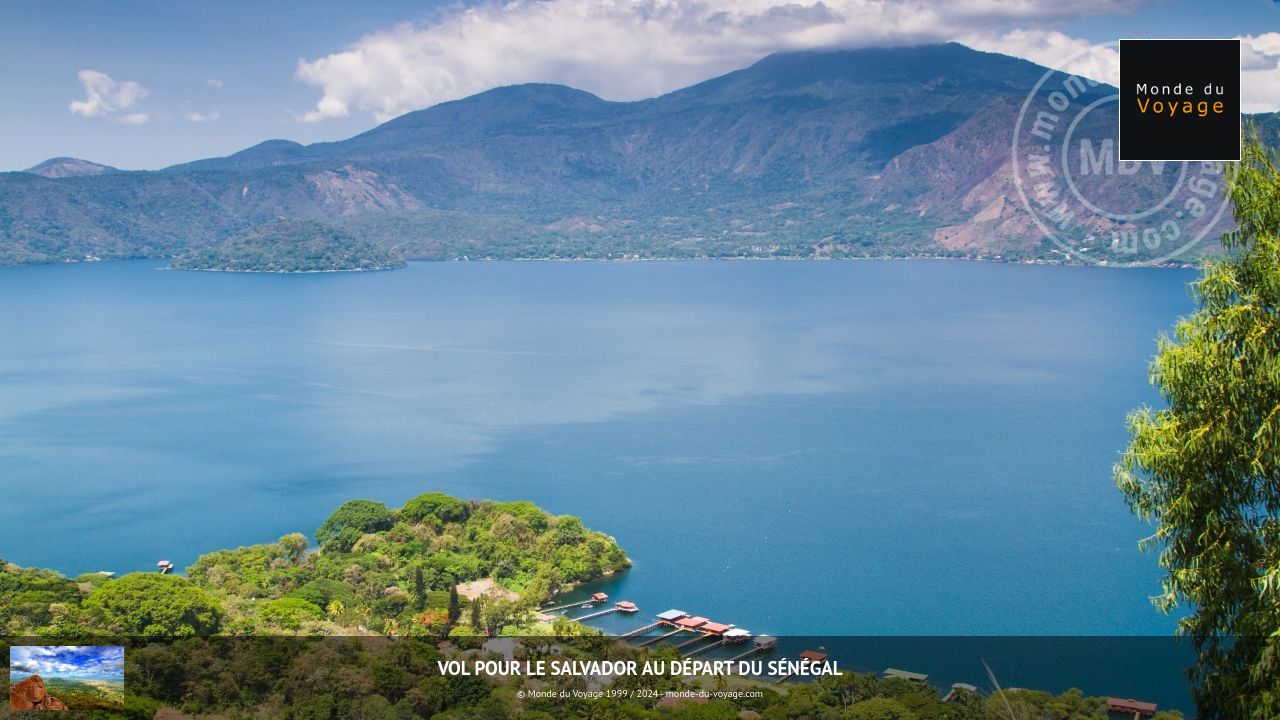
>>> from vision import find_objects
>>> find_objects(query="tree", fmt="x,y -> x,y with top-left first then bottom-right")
479,595 -> 533,636
83,574 -> 223,637
1116,134 -> 1280,720
327,599 -> 345,619
469,597 -> 481,631
447,582 -> 462,624
401,492 -> 469,525
260,597 -> 324,631
413,567 -> 426,612
278,533 -> 308,563
316,499 -> 393,553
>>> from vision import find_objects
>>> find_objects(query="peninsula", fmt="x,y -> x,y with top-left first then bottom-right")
169,218 -> 406,273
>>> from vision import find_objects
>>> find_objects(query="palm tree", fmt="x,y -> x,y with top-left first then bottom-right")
326,599 -> 345,619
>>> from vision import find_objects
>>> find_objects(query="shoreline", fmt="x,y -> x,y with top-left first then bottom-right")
1,253 -> 1201,272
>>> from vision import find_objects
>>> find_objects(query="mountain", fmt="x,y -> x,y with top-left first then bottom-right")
23,156 -> 119,179
1,44 -> 1271,267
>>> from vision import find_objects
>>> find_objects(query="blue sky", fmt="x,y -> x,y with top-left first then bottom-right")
1,0 -> 1277,171
9,646 -> 125,680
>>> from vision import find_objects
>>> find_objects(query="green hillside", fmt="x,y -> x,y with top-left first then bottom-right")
169,218 -> 406,272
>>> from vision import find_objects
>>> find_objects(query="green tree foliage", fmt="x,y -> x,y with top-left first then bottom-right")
259,596 -> 325,630
1,489 -> 634,640
414,566 -> 427,612
169,218 -> 407,273
1117,134 -> 1280,719
448,583 -> 462,624
82,573 -> 222,637
0,560 -> 84,632
316,499 -> 394,553
290,578 -> 358,610
401,492 -> 470,525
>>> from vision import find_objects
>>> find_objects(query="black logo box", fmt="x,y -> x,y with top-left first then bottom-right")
1119,39 -> 1241,162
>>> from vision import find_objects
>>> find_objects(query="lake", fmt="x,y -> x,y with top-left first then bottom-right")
0,259 -> 1192,640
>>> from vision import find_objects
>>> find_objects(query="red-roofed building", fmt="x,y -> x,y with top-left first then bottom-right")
615,601 -> 637,612
590,592 -> 609,603
798,650 -> 829,663
700,621 -> 732,635
1107,698 -> 1157,718
675,616 -> 708,630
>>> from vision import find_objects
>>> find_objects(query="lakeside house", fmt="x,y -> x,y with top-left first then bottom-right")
753,636 -> 778,651
1107,698 -> 1158,718
798,650 -> 829,663
657,609 -> 688,622
590,592 -> 609,603
883,668 -> 929,683
700,621 -> 732,635
943,683 -> 980,702
675,616 -> 709,630
723,628 -> 752,643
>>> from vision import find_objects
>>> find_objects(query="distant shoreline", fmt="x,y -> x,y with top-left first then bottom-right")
161,265 -> 404,274
0,254 -> 1199,272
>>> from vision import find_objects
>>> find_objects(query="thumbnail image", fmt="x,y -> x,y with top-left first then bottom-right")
9,646 -> 124,711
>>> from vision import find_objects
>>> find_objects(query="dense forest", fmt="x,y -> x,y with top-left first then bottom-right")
1,492 -> 628,639
169,219 -> 406,273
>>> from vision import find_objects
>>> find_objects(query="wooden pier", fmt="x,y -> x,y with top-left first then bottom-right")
727,646 -> 763,662
570,601 -> 639,623
676,633 -> 713,651
542,599 -> 600,613
636,628 -> 685,647
573,606 -> 621,622
684,639 -> 725,658
618,622 -> 661,639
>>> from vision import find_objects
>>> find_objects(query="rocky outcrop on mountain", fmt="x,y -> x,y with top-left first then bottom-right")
9,675 -> 69,710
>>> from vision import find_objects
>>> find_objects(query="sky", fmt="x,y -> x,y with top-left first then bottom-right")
0,0 -> 1278,171
9,645 -> 125,680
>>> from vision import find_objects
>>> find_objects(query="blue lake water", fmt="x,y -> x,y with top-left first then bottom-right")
0,259 -> 1192,642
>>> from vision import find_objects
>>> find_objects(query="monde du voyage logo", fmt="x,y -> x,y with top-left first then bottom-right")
1120,39 -> 1241,162
1012,39 -> 1241,265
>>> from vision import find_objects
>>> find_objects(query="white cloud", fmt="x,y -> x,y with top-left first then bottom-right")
9,646 -> 124,679
1240,33 -> 1280,114
962,29 -> 1119,85
294,0 -> 1144,123
69,70 -> 150,123
185,110 -> 221,122
206,78 -> 224,89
